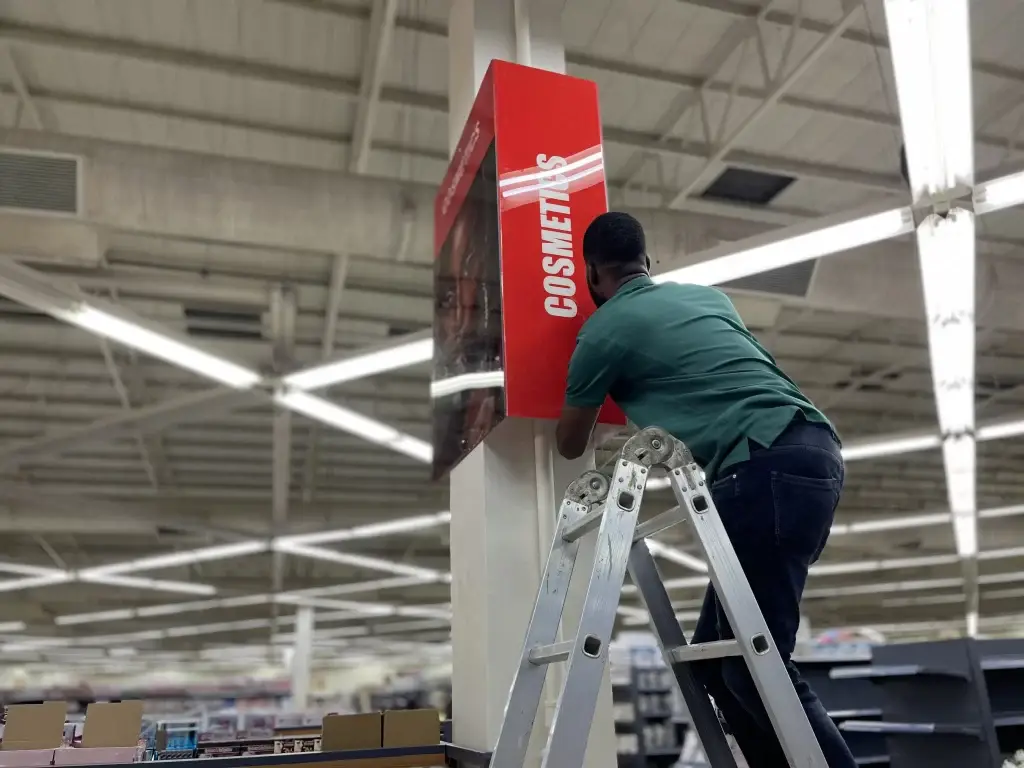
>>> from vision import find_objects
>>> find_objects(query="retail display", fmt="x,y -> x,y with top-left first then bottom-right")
487,427 -> 827,768
830,638 -> 1024,767
611,645 -> 691,766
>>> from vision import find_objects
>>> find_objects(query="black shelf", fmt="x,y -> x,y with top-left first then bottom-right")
829,664 -> 968,681
828,639 -> 1001,768
978,639 -> 1024,758
794,653 -> 886,764
840,721 -> 981,737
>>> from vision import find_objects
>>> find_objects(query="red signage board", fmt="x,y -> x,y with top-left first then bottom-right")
432,60 -> 623,479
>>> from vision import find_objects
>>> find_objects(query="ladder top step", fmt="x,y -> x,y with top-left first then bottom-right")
528,640 -> 574,666
668,639 -> 742,664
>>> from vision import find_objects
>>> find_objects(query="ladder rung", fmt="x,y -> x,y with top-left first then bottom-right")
669,640 -> 742,664
529,640 -> 575,665
633,506 -> 685,541
561,509 -> 604,543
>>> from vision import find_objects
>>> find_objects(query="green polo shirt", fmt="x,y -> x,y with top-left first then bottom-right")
565,276 -> 834,482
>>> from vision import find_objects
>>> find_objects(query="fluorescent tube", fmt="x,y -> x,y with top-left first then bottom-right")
82,541 -> 268,576
917,210 -> 976,436
278,511 -> 451,547
273,541 -> 445,581
79,573 -> 217,596
60,305 -> 262,389
275,389 -> 432,463
645,540 -> 708,573
654,207 -> 912,286
284,336 -> 433,391
916,209 -> 977,556
0,573 -> 72,593
883,0 -> 974,201
975,169 -> 1024,215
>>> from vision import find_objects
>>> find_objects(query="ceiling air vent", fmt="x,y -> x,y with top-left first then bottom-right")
720,260 -> 817,298
701,166 -> 795,206
0,150 -> 80,215
184,305 -> 264,341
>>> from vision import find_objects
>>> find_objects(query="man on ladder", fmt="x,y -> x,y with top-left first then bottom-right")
554,212 -> 857,768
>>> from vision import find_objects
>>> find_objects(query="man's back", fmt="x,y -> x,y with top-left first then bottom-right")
566,276 -> 832,480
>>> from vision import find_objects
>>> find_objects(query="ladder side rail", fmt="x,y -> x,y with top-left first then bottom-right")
489,498 -> 589,768
627,537 -> 739,768
540,460 -> 649,768
668,466 -> 829,768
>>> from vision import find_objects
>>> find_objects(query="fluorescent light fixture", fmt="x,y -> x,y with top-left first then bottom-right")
622,609 -> 700,627
284,335 -> 433,391
0,561 -> 64,578
917,210 -> 976,436
831,511 -> 948,535
279,511 -> 451,547
944,436 -> 978,556
59,305 -> 262,389
0,621 -> 26,633
275,389 -> 432,463
883,0 -> 973,202
645,540 -> 708,573
83,541 -> 268,576
56,608 -> 136,626
811,553 -> 958,577
274,541 -> 445,581
285,575 -> 436,600
977,419 -> 1024,442
839,433 -> 942,461
654,207 -> 912,286
917,209 -> 977,556
975,169 -> 1024,215
430,370 -> 504,399
53,576 -> 432,626
78,573 -> 217,596
0,573 -> 73,593
967,610 -> 979,637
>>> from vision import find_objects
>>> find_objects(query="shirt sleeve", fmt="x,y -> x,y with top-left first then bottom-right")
564,333 -> 624,409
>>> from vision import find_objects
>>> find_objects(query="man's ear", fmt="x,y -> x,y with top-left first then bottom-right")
645,254 -> 651,271
586,263 -> 599,286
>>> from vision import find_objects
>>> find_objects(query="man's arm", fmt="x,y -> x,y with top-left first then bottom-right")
556,336 -> 623,459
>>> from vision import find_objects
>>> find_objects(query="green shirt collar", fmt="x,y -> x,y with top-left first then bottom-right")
615,274 -> 653,297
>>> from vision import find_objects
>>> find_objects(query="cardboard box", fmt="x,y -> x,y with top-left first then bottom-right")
320,713 -> 381,752
0,749 -> 55,768
80,701 -> 143,749
53,746 -> 137,765
382,709 -> 440,748
1,701 -> 67,750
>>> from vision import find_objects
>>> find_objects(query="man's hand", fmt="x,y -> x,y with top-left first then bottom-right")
555,405 -> 600,460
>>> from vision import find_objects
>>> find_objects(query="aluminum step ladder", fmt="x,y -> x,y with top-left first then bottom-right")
489,426 -> 828,768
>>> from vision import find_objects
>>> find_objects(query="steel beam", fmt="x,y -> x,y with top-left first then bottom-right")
349,0 -> 399,174
667,3 -> 860,207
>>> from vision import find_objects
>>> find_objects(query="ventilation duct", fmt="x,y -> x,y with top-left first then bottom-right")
0,150 -> 80,215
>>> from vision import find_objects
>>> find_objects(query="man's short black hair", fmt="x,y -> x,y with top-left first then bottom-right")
582,212 -> 647,270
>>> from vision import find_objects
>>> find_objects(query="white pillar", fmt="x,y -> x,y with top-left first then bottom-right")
447,2 -> 616,766
291,605 -> 315,709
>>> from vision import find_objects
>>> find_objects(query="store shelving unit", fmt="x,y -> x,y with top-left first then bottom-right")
830,639 -> 1001,767
794,652 -> 886,766
610,643 -> 694,767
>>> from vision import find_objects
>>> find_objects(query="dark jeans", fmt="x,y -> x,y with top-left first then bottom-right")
690,420 -> 856,768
